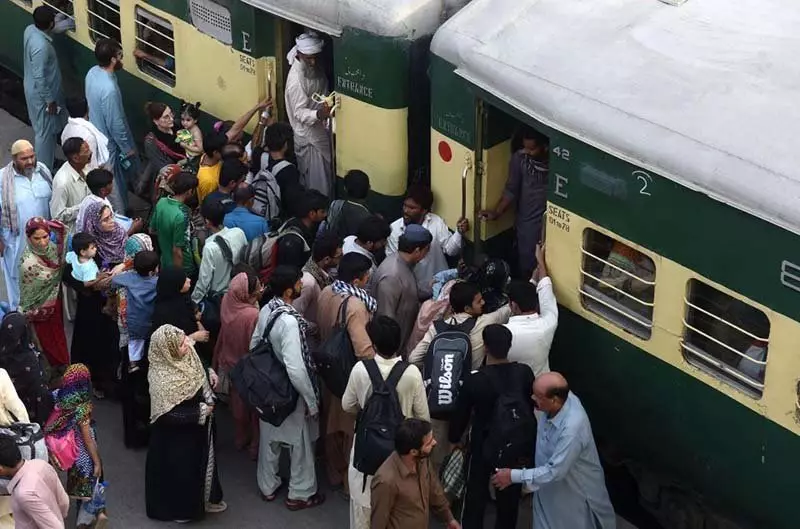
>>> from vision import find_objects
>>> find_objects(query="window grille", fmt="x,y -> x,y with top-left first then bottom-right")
189,0 -> 233,45
579,229 -> 656,340
43,0 -> 74,32
87,0 -> 121,43
681,279 -> 770,398
134,7 -> 176,87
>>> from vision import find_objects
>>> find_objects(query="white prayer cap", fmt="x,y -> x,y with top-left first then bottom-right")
287,31 -> 325,65
10,139 -> 33,156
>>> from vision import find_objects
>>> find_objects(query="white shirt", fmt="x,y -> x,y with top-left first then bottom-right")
505,277 -> 558,377
284,60 -> 328,144
49,163 -> 89,232
60,117 -> 110,171
343,235 -> 377,275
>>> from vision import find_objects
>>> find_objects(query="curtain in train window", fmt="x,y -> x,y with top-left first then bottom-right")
681,279 -> 770,398
134,6 -> 176,87
580,229 -> 656,340
43,0 -> 75,33
88,0 -> 121,43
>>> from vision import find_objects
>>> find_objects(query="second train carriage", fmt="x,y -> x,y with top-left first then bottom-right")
430,0 -> 800,527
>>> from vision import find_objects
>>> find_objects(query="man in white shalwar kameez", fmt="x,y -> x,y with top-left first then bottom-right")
285,32 -> 333,198
61,97 -> 110,172
0,141 -> 53,310
250,266 -> 325,509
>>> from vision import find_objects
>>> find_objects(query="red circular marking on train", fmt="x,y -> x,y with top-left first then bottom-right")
438,141 -> 453,162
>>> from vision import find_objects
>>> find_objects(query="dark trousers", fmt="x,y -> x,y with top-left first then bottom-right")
460,451 -> 522,529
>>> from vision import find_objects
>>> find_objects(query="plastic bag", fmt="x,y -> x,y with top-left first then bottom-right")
84,479 -> 107,515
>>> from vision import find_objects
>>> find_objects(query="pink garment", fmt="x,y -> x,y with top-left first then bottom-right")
212,273 -> 259,372
406,279 -> 457,355
8,459 -> 69,529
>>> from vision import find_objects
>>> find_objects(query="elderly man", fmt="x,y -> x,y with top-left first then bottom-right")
492,372 -> 617,529
50,137 -> 92,233
285,31 -> 333,198
23,6 -> 67,172
0,140 -> 53,309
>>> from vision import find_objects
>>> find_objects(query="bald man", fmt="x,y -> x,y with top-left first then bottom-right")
0,140 -> 53,308
492,372 -> 617,529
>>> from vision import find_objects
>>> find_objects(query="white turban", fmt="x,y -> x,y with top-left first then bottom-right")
287,32 -> 325,65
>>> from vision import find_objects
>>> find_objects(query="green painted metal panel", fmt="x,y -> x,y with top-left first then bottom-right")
333,28 -> 409,110
430,55 -> 474,148
144,0 -> 190,22
0,2 -> 30,77
229,3 -> 276,57
553,308 -> 798,529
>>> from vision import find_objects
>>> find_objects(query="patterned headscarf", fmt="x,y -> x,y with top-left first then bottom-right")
19,217 -> 63,312
124,233 -> 154,258
44,363 -> 93,437
83,200 -> 126,265
148,325 -> 207,423
118,234 -> 155,348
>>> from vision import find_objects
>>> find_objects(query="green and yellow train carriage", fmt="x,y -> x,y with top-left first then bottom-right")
431,0 -> 800,527
0,0 -> 468,217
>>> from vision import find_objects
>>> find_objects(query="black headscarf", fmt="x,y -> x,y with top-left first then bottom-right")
150,267 -> 197,336
0,312 -> 54,425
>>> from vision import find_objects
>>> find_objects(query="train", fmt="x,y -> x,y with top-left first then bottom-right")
3,0 -> 799,528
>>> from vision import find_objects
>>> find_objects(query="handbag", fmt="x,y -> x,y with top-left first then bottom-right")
200,236 -> 238,337
45,429 -> 79,471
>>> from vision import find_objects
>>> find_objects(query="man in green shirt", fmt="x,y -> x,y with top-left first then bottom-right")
150,171 -> 198,277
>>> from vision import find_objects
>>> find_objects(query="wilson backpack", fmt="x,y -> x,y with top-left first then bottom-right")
423,318 -> 475,420
230,309 -> 299,426
251,160 -> 291,222
313,296 -> 357,398
353,359 -> 409,487
482,369 -> 537,469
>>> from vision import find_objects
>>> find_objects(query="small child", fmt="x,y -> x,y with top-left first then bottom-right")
176,101 -> 204,160
66,233 -> 108,287
110,251 -> 160,373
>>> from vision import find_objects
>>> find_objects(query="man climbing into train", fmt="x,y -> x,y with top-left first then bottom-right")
285,31 -> 333,199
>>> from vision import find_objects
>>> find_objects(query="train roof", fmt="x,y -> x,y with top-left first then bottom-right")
241,0 -> 468,38
432,0 -> 800,235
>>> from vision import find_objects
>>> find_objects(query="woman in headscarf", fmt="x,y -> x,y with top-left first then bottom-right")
118,233 -> 155,448
18,217 -> 69,367
44,363 -> 107,528
0,312 -> 54,425
212,271 -> 261,459
151,267 -> 210,361
146,324 -> 225,521
80,201 -> 127,267
477,258 -> 511,314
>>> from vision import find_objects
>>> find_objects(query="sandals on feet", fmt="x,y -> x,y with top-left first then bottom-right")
285,493 -> 326,511
205,501 -> 227,514
261,482 -> 286,502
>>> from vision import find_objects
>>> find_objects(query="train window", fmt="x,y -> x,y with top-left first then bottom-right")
681,280 -> 770,398
87,0 -> 121,43
189,0 -> 233,45
580,229 -> 656,340
43,0 -> 75,32
134,7 -> 176,87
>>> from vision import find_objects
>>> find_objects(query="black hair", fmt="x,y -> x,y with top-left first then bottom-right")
268,265 -> 301,297
172,172 -> 199,196
231,262 -> 257,284
405,185 -> 434,211
62,137 -> 85,159
449,281 -> 480,314
221,143 -> 244,160
264,122 -> 294,152
546,382 -> 570,401
367,315 -> 401,359
312,232 -> 342,263
296,190 -> 329,219
180,100 -> 201,121
521,126 -> 549,147
395,418 -> 432,456
232,183 -> 255,204
65,97 -> 88,118
482,324 -> 512,360
356,216 -> 390,244
508,279 -> 540,313
94,38 -> 122,67
337,253 -> 372,284
220,158 -> 247,188
201,198 -> 226,227
71,232 -> 96,255
86,168 -> 113,195
33,6 -> 55,30
397,231 -> 432,254
203,132 -> 227,158
344,170 -> 370,200
133,250 -> 159,277
0,435 -> 22,468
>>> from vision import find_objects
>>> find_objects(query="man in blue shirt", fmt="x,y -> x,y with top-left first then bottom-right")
492,372 -> 616,529
223,182 -> 268,242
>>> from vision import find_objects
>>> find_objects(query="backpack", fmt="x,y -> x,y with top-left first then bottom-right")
353,359 -> 409,485
230,309 -> 299,426
481,369 -> 537,469
313,296 -> 357,398
251,160 -> 291,222
423,318 -> 475,420
243,221 -> 308,283
200,235 -> 242,337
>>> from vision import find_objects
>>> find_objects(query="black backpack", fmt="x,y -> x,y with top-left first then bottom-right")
482,369 -> 537,469
230,309 -> 299,426
353,359 -> 409,484
423,318 -> 475,420
313,296 -> 357,398
200,235 -> 242,338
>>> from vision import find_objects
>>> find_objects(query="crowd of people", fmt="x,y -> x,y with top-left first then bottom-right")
0,5 -> 621,529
